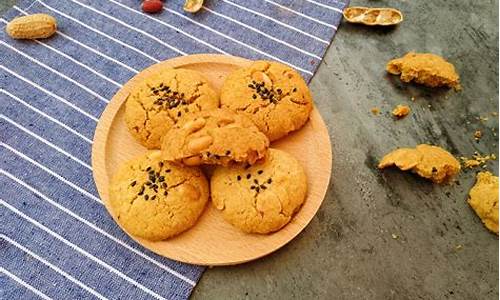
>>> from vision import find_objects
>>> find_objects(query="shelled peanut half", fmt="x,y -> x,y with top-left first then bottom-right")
343,7 -> 403,26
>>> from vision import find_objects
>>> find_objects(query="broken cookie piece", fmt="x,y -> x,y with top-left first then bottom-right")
392,104 -> 410,119
468,171 -> 498,234
378,144 -> 461,183
387,52 -> 461,90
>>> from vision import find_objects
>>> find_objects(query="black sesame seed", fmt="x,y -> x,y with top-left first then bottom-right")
253,179 -> 258,184
250,186 -> 255,190
151,195 -> 156,200
158,176 -> 165,182
164,191 -> 168,196
432,167 -> 438,173
166,169 -> 171,173
177,111 -> 182,117
257,170 -> 263,175
138,186 -> 145,195
148,170 -> 155,175
162,182 -> 168,188
246,174 -> 251,179
256,187 -> 260,192
226,150 -> 231,155
248,84 -> 254,88
261,185 -> 267,190
252,94 -> 257,99
156,172 -> 160,177
152,184 -> 158,189
267,178 -> 272,184
130,181 -> 137,187
144,195 -> 149,200
146,166 -> 152,171
145,182 -> 152,186
159,162 -> 164,168
237,175 -> 242,181
277,89 -> 282,94
293,88 -> 297,92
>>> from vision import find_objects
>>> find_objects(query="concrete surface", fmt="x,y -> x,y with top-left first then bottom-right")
1,1 -> 498,299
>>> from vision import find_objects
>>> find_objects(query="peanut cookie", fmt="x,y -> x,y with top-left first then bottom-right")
387,52 -> 461,89
220,61 -> 313,141
211,149 -> 307,234
161,108 -> 269,166
125,68 -> 218,149
109,150 -> 209,241
378,144 -> 460,183
468,171 -> 499,234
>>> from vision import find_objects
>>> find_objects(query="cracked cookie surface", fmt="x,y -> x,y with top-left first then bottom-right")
161,108 -> 269,167
378,144 -> 460,183
386,52 -> 461,89
211,148 -> 307,234
109,150 -> 209,241
125,68 -> 219,149
220,61 -> 313,142
468,171 -> 499,234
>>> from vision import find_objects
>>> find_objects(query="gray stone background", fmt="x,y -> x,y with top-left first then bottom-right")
1,1 -> 498,299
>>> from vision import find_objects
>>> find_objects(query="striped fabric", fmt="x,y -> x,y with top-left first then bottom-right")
0,0 -> 348,299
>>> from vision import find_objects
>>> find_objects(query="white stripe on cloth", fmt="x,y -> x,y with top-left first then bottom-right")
12,5 -> 140,74
305,0 -> 344,13
0,171 -> 197,286
0,65 -> 99,122
0,89 -> 93,144
221,0 -> 330,44
0,198 -> 169,300
0,267 -> 54,300
0,41 -> 110,104
0,19 -> 122,88
1,238 -> 107,300
0,115 -> 92,170
104,0 -> 228,55
36,0 -> 160,63
163,7 -> 314,75
263,0 -> 338,29
68,0 -> 188,56
201,6 -> 322,60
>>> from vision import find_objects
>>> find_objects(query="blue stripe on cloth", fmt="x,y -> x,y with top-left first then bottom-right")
0,0 -> 349,298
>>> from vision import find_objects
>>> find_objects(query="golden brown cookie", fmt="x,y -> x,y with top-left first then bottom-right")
387,52 -> 461,89
125,68 -> 219,149
468,171 -> 499,234
378,144 -> 460,183
211,149 -> 307,234
161,108 -> 269,166
109,150 -> 209,241
220,60 -> 313,141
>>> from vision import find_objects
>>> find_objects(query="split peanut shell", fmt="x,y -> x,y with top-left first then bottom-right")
343,7 -> 403,26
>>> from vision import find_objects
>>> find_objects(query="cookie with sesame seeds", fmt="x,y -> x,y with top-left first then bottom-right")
211,148 -> 307,234
161,108 -> 270,167
109,150 -> 209,241
220,60 -> 313,141
125,68 -> 219,149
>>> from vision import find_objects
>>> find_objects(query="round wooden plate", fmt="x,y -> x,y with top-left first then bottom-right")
92,54 -> 332,266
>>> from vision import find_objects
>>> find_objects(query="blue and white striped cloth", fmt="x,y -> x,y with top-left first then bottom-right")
0,0 -> 348,299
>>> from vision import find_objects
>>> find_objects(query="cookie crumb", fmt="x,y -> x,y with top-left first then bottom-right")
460,152 -> 497,169
392,105 -> 410,119
391,233 -> 399,239
371,107 -> 380,115
474,130 -> 482,141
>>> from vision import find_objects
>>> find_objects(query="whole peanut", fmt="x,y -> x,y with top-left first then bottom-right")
6,14 -> 57,39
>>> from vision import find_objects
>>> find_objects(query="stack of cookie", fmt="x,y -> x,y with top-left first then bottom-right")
110,61 -> 312,241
